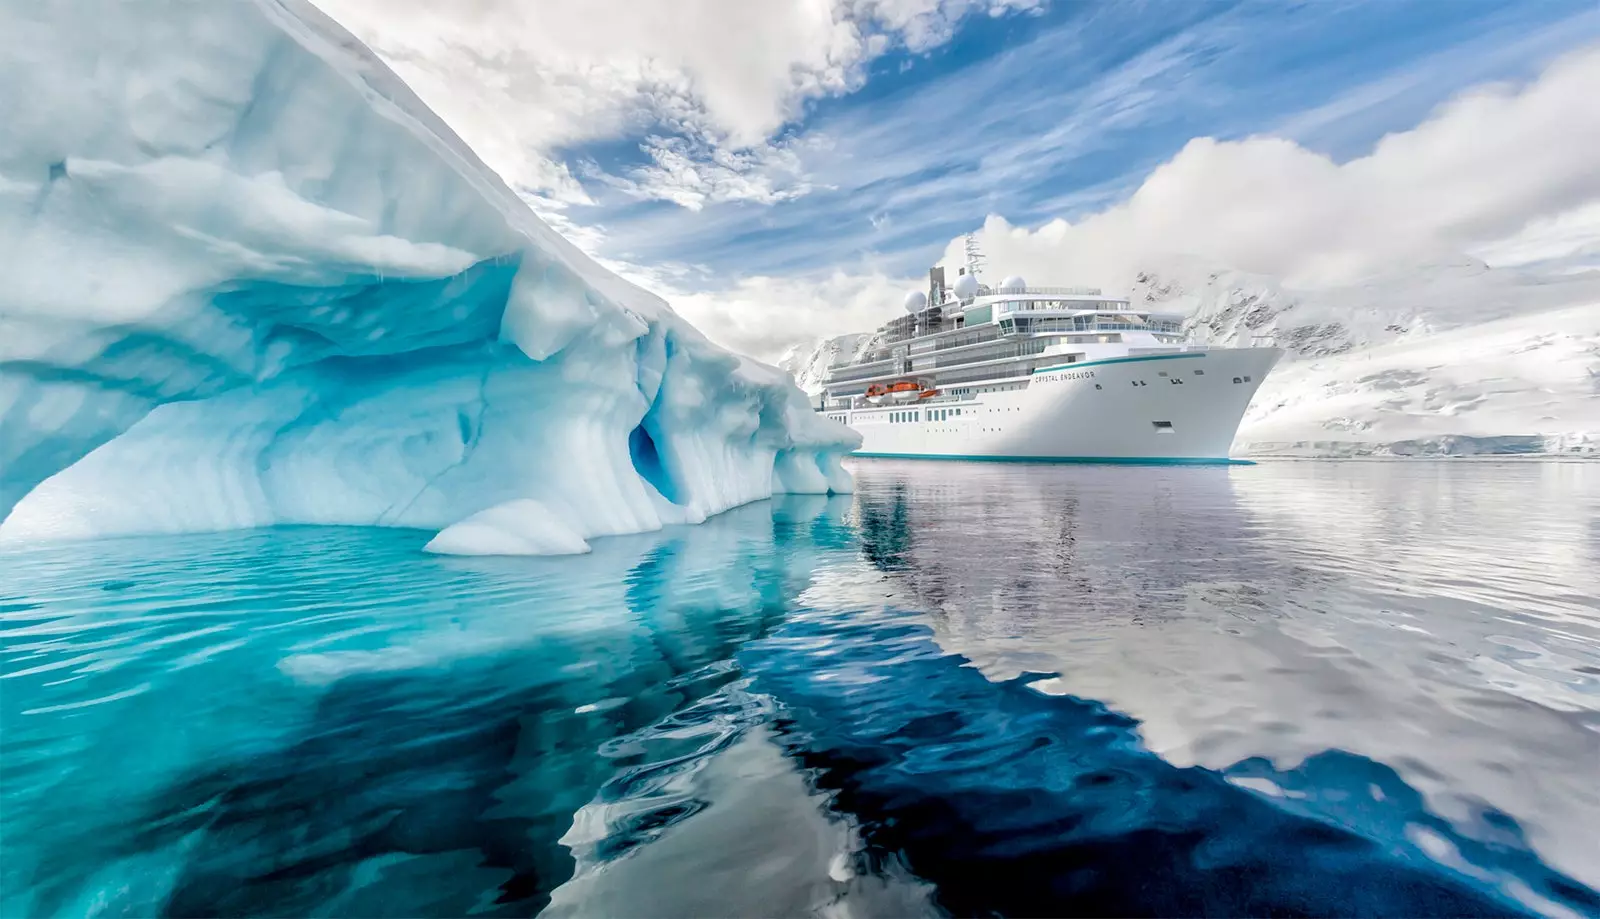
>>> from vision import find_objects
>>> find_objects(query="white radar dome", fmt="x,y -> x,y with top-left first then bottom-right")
903,289 -> 928,313
953,273 -> 980,299
999,275 -> 1026,293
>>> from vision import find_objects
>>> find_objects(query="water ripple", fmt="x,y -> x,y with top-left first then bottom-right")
1,466 -> 1596,916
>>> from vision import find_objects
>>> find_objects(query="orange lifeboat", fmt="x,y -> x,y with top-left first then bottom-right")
917,387 -> 940,400
885,380 -> 922,403
864,383 -> 888,405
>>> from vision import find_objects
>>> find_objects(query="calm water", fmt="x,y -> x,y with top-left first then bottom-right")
2,460 -> 1598,917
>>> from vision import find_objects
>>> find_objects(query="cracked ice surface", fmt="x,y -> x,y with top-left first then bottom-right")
0,0 -> 856,553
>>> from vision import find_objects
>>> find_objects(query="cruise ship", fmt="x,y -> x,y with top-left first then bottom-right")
816,260 -> 1281,463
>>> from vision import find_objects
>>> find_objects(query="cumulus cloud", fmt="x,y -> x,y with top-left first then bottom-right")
313,0 -> 1041,207
1471,200 -> 1600,272
664,272 -> 916,362
938,45 -> 1600,289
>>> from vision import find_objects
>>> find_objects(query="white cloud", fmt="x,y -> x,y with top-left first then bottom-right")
853,0 -> 1046,52
938,45 -> 1600,289
584,135 -> 820,211
1469,200 -> 1600,273
663,271 -> 918,362
313,0 -> 1040,206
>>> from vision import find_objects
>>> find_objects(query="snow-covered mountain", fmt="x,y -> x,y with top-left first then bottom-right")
778,331 -> 879,394
1134,257 -> 1600,455
780,257 -> 1600,456
1238,302 -> 1600,455
1135,255 -> 1600,358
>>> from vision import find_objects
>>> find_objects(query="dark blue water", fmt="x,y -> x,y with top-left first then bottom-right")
2,461 -> 1598,917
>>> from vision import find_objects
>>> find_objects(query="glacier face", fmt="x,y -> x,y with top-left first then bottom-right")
0,0 -> 856,551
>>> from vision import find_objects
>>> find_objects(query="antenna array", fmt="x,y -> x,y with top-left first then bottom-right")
962,232 -> 986,280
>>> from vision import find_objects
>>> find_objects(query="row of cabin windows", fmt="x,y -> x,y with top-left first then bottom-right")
889,408 -> 966,423
922,337 -> 1047,369
997,299 -> 1119,312
937,361 -> 1038,385
1000,316 -> 1181,335
941,385 -> 1025,396
925,325 -> 1002,353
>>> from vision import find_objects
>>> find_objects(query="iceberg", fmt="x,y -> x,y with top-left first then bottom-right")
0,0 -> 857,553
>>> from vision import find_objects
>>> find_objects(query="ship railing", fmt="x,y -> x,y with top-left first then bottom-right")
1019,285 -> 1104,296
828,349 -> 893,369
951,286 -> 1110,306
825,361 -> 898,383
978,285 -> 1105,297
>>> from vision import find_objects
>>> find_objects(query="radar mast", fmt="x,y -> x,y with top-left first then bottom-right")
962,232 -> 986,281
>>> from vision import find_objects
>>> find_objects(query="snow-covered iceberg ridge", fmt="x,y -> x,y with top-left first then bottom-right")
0,0 -> 857,554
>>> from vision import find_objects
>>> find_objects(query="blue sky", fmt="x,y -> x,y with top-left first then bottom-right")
327,0 -> 1600,357
548,0 -> 1600,285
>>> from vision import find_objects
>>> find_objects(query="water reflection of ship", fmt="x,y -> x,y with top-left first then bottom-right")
849,462 -> 1272,630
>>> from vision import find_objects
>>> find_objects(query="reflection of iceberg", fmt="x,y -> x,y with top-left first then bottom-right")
0,0 -> 855,552
2,497 -> 863,917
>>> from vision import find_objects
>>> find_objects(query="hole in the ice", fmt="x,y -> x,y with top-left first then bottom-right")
629,424 -> 682,505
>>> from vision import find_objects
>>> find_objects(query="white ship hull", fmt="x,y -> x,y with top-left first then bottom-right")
828,348 -> 1282,462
